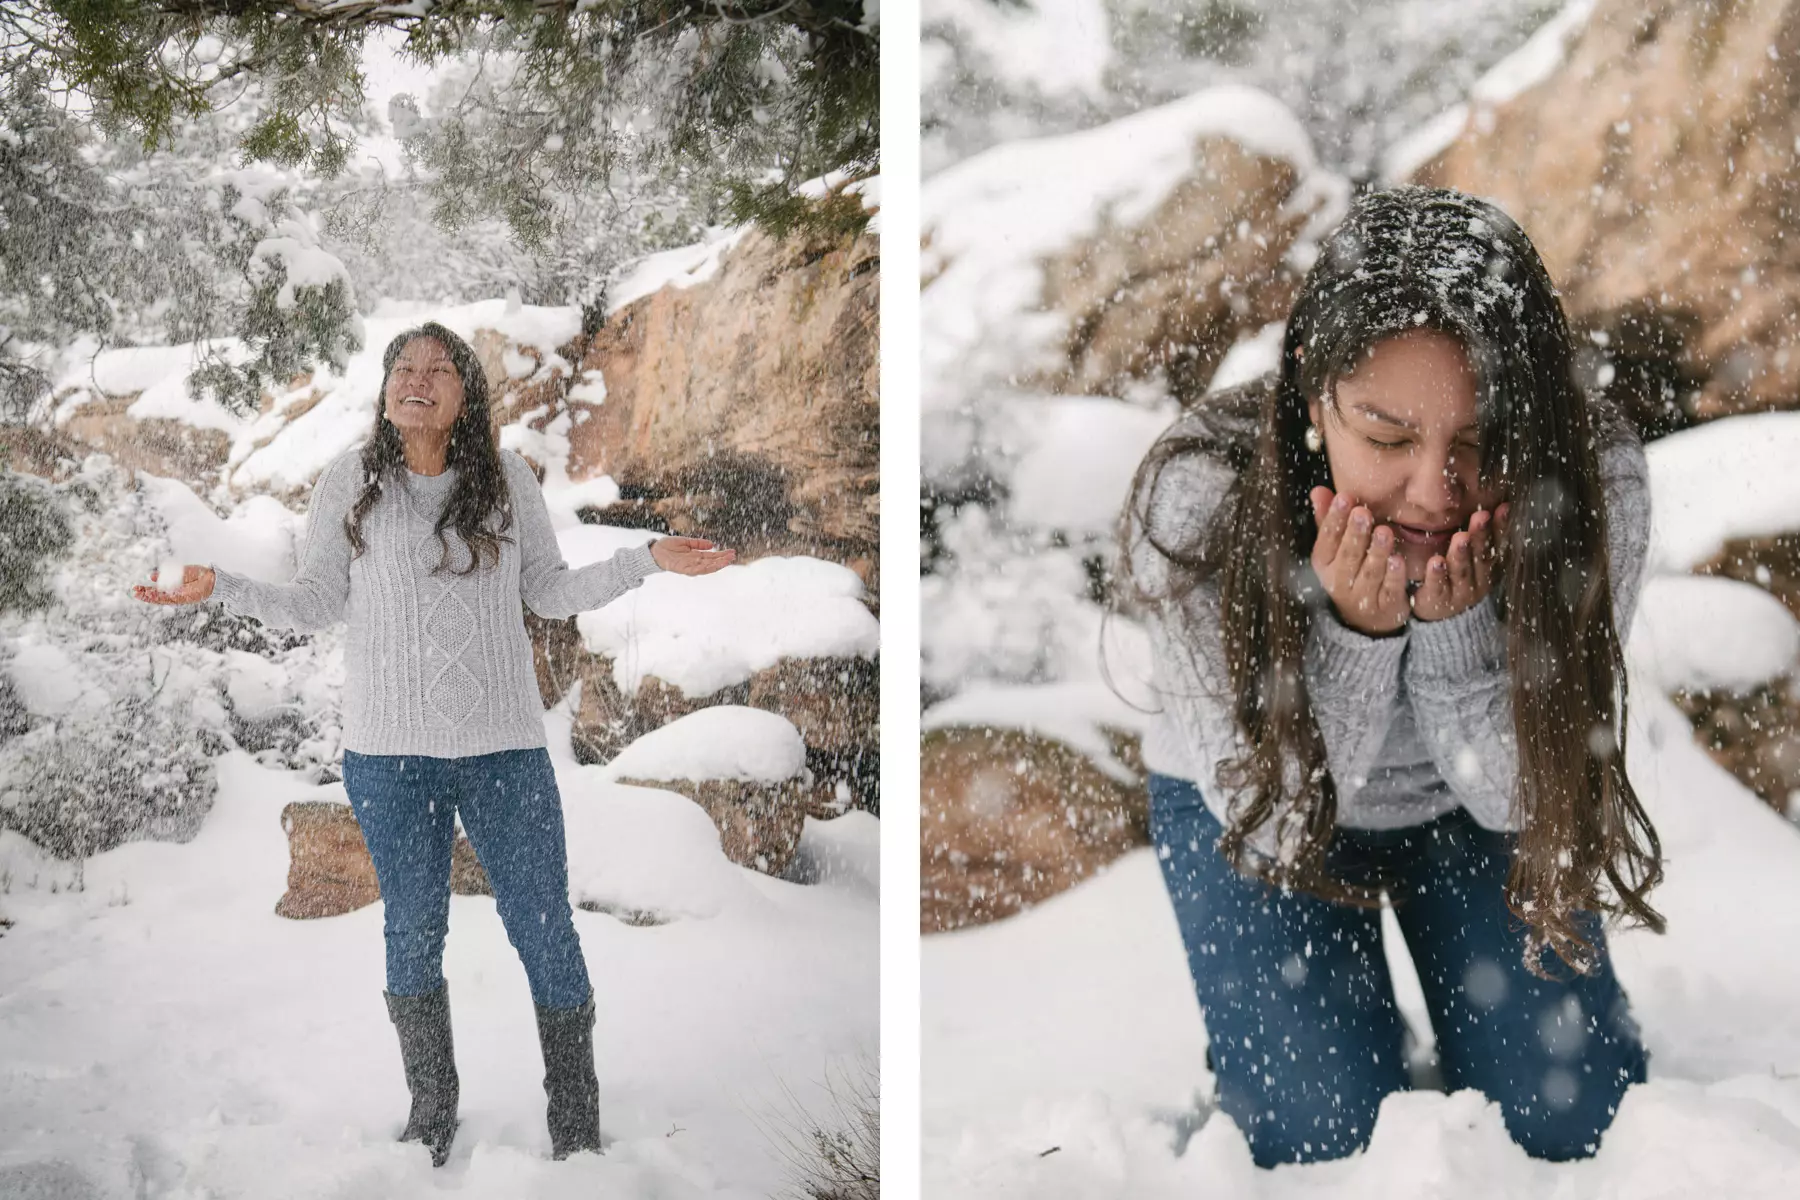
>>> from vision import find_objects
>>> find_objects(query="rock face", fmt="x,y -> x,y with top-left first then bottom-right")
920,726 -> 1149,934
1411,0 -> 1800,424
565,220 -> 881,606
274,801 -> 490,920
1036,138 -> 1310,404
613,776 -> 818,877
1671,682 -> 1800,817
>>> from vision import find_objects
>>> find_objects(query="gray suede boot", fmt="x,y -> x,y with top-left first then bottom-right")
384,985 -> 460,1167
534,989 -> 601,1159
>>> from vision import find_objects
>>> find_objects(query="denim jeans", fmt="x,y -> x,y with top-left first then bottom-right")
342,747 -> 590,1009
1148,771 -> 1647,1167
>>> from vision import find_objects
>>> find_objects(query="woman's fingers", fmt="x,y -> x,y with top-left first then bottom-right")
1337,505 -> 1373,581
1467,509 -> 1493,596
1311,491 -> 1352,571
1349,524 -> 1392,605
1375,552 -> 1408,618
1413,555 -> 1451,617
1448,531 -> 1475,608
1309,486 -> 1334,529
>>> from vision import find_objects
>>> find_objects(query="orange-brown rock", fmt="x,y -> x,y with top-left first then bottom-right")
1036,137 -> 1310,403
1411,0 -> 1800,421
614,776 -> 813,876
1696,532 -> 1800,624
921,726 -> 1149,934
564,650 -> 880,812
274,801 -> 490,920
563,200 -> 879,605
744,655 -> 879,755
525,610 -> 585,709
56,393 -> 232,483
569,659 -> 750,764
1671,681 -> 1800,816
0,425 -> 80,480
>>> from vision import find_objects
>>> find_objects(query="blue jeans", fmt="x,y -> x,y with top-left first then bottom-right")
1148,772 -> 1646,1167
342,748 -> 590,1009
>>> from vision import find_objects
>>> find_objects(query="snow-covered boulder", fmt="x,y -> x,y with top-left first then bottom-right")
1631,576 -> 1800,694
567,551 -> 881,813
603,706 -> 815,877
920,682 -> 1151,933
561,770 -> 763,922
922,85 -> 1346,488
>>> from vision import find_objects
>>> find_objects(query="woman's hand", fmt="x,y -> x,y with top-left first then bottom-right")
1310,488 -> 1408,636
648,537 -> 735,576
132,565 -> 216,605
1410,503 -> 1508,622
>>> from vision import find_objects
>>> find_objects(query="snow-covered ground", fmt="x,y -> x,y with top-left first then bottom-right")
921,401 -> 1800,1200
0,697 -> 878,1197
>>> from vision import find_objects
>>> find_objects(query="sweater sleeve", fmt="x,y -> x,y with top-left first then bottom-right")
1304,609 -> 1410,809
1133,437 -> 1406,858
1404,434 -> 1653,829
208,452 -> 358,633
506,451 -> 663,620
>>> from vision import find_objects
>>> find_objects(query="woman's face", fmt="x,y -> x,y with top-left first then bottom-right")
1307,329 -> 1508,582
383,336 -> 466,438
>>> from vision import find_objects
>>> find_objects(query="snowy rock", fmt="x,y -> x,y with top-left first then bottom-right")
606,706 -> 816,877
561,775 -> 758,921
54,390 -> 238,484
605,706 -> 807,785
922,85 -> 1347,487
567,189 -> 880,598
1408,0 -> 1800,420
1644,411 -> 1800,573
1630,576 -> 1800,693
920,723 -> 1148,934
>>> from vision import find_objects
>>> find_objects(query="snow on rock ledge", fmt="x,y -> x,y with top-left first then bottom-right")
1646,412 -> 1800,574
604,706 -> 807,785
560,772 -> 759,922
1629,576 -> 1800,693
922,85 -> 1347,487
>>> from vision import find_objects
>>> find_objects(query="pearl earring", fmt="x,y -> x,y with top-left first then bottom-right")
1304,424 -> 1324,453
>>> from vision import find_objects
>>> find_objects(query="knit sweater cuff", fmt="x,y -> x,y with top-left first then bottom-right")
209,566 -> 248,612
1409,596 -> 1506,682
622,541 -> 664,578
1308,609 -> 1409,693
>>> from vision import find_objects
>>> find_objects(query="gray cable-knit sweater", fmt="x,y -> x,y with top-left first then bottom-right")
1130,414 -> 1651,858
211,449 -> 663,758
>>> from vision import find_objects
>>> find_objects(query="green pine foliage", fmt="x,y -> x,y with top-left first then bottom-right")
1,1 -> 876,419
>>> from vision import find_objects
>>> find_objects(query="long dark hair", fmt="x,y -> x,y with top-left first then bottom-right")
1119,185 -> 1664,974
345,322 -> 513,574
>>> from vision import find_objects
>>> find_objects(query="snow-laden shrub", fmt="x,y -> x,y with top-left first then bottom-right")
0,470 -> 74,615
0,685 -> 223,862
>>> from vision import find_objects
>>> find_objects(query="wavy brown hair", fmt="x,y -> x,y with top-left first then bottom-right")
345,322 -> 513,574
1117,186 -> 1664,975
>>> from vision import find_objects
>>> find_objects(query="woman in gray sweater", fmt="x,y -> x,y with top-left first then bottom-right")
135,322 -> 732,1166
1119,187 -> 1665,1167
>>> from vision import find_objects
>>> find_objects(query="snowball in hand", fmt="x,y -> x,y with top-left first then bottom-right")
155,559 -> 187,593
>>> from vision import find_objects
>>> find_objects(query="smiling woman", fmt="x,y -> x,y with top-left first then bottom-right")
130,321 -> 735,1167
1116,185 -> 1664,1168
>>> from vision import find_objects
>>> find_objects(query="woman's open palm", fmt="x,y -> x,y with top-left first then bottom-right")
132,565 -> 216,606
649,537 -> 735,576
